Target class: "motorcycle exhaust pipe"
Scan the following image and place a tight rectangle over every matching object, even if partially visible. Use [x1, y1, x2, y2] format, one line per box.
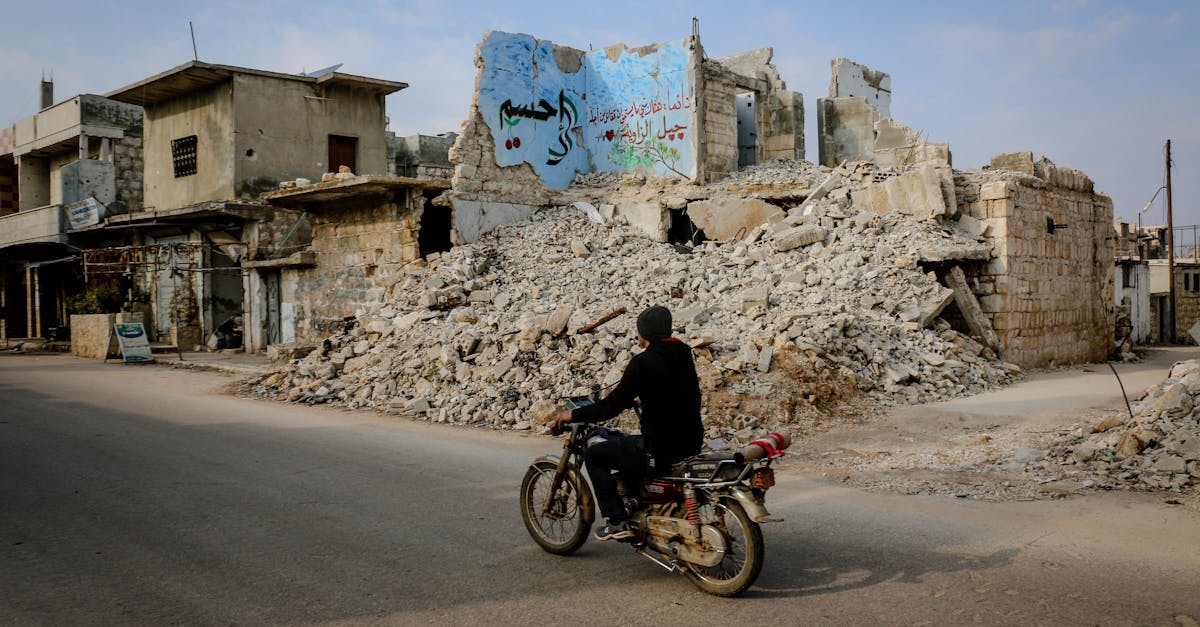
[734, 431, 791, 463]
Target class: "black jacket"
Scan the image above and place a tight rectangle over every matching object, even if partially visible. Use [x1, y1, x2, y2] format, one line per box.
[571, 337, 703, 468]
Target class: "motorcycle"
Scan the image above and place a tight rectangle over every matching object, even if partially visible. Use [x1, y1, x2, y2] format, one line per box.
[519, 395, 790, 597]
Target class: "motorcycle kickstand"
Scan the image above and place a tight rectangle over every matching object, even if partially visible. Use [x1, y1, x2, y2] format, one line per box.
[634, 546, 679, 573]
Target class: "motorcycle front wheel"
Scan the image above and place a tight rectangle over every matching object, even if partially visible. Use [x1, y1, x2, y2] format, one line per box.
[520, 460, 591, 555]
[684, 499, 764, 597]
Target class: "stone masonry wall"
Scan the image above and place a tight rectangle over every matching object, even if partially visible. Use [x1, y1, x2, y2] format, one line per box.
[1171, 265, 1200, 345]
[701, 62, 739, 183]
[291, 199, 421, 343]
[961, 165, 1114, 367]
[113, 136, 144, 210]
[449, 108, 548, 207]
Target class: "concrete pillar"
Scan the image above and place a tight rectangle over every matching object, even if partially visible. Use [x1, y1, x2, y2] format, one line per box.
[33, 266, 41, 338]
[25, 265, 33, 338]
[100, 137, 112, 161]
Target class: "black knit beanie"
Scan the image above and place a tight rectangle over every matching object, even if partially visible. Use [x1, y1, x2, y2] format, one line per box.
[636, 306, 672, 341]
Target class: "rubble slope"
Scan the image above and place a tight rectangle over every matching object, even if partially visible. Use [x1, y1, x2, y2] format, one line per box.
[251, 166, 1019, 441]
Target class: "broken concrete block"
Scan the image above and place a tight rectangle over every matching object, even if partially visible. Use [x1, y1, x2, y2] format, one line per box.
[674, 305, 710, 329]
[757, 345, 775, 373]
[798, 172, 844, 215]
[957, 214, 988, 237]
[686, 198, 785, 242]
[989, 151, 1035, 175]
[570, 239, 590, 258]
[918, 285, 956, 327]
[543, 304, 574, 337]
[469, 290, 494, 303]
[773, 224, 826, 252]
[662, 196, 687, 210]
[945, 265, 1001, 352]
[740, 286, 770, 312]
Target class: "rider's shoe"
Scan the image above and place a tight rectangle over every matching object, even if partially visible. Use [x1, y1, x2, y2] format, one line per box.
[594, 520, 634, 542]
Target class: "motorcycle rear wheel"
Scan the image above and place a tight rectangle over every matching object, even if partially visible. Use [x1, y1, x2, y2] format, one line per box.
[520, 460, 591, 555]
[683, 499, 764, 597]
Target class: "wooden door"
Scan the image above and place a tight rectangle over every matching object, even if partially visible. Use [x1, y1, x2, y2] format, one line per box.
[328, 135, 358, 174]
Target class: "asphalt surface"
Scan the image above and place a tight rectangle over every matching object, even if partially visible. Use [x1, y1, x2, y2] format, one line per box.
[2, 354, 1198, 625]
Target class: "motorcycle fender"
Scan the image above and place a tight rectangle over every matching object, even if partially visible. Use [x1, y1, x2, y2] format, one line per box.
[728, 486, 782, 523]
[534, 455, 597, 526]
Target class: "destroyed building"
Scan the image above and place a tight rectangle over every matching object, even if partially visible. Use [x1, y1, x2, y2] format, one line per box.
[245, 30, 1118, 432]
[445, 30, 805, 244]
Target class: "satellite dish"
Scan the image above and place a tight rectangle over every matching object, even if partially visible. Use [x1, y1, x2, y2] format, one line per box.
[301, 63, 343, 77]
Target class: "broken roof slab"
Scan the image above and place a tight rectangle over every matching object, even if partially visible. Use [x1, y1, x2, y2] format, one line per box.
[262, 175, 451, 210]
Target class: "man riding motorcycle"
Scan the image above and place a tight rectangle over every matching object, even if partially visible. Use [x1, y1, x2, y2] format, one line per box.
[551, 305, 703, 541]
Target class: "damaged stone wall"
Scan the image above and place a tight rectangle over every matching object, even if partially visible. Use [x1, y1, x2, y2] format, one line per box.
[470, 31, 701, 189]
[387, 132, 455, 180]
[290, 194, 422, 343]
[113, 135, 143, 210]
[958, 153, 1114, 367]
[699, 61, 739, 181]
[447, 110, 548, 242]
[711, 48, 805, 168]
[817, 58, 949, 169]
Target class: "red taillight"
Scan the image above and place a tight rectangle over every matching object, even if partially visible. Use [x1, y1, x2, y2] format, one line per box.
[753, 468, 775, 489]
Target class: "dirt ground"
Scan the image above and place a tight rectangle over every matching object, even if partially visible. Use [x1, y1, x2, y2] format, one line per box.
[777, 346, 1200, 505]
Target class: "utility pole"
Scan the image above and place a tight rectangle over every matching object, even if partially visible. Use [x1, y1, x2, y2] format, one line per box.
[1167, 139, 1175, 343]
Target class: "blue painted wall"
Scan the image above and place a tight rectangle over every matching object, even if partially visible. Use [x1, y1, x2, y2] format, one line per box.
[477, 31, 698, 190]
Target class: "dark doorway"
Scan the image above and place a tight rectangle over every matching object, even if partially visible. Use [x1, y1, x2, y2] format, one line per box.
[668, 209, 707, 246]
[263, 269, 281, 346]
[418, 194, 453, 257]
[328, 135, 358, 174]
[209, 246, 243, 348]
[1156, 294, 1170, 343]
[2, 263, 26, 338]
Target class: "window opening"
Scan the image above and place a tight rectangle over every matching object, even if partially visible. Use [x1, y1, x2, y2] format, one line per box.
[171, 135, 198, 178]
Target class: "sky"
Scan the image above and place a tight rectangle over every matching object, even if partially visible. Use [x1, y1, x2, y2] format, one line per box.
[1, 0, 1196, 227]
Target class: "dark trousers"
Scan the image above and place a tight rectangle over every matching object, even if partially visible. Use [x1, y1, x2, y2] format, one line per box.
[584, 434, 648, 522]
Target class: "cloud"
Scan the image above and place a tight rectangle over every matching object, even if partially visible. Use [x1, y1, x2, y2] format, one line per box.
[925, 15, 1135, 81]
[1050, 0, 1093, 13]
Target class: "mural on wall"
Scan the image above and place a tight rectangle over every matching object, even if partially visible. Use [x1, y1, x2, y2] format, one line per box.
[477, 31, 697, 190]
[582, 39, 695, 181]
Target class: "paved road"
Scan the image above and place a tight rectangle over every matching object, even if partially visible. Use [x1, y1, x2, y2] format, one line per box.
[2, 355, 1198, 625]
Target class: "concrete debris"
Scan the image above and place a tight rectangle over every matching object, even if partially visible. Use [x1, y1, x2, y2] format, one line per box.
[249, 163, 1018, 433]
[1030, 359, 1200, 491]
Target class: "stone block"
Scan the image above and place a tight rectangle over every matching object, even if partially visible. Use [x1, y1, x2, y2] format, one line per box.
[740, 286, 770, 312]
[542, 304, 573, 337]
[990, 151, 1035, 175]
[267, 342, 316, 362]
[773, 224, 826, 252]
[979, 181, 1011, 201]
[685, 198, 785, 242]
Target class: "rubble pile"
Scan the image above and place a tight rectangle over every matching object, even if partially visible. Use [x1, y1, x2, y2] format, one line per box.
[1030, 360, 1200, 492]
[251, 169, 1019, 432]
